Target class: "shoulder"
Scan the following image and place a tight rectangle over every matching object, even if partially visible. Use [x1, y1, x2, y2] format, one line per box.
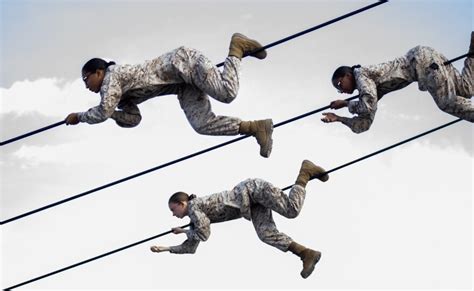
[188, 198, 211, 222]
[108, 63, 140, 76]
[103, 63, 140, 89]
[188, 198, 202, 215]
[354, 66, 371, 82]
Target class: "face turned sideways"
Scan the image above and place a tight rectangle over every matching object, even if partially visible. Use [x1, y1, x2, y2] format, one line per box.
[333, 73, 356, 94]
[169, 202, 188, 219]
[82, 69, 104, 93]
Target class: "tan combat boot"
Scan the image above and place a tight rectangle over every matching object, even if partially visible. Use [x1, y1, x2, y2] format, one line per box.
[295, 160, 329, 188]
[239, 119, 273, 158]
[288, 241, 321, 279]
[228, 33, 267, 60]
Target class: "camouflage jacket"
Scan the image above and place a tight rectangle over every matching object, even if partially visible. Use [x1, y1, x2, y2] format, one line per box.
[168, 190, 244, 254]
[340, 46, 432, 133]
[78, 47, 188, 127]
[167, 177, 277, 254]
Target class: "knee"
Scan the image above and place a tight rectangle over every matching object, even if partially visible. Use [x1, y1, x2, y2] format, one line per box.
[435, 98, 450, 111]
[284, 207, 301, 219]
[218, 80, 239, 104]
[255, 231, 272, 245]
[220, 89, 238, 104]
[191, 123, 209, 135]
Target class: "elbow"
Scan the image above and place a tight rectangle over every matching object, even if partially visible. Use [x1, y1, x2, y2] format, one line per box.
[198, 233, 210, 242]
[115, 115, 142, 128]
[188, 245, 198, 254]
[351, 127, 369, 134]
[351, 122, 372, 134]
[197, 230, 210, 242]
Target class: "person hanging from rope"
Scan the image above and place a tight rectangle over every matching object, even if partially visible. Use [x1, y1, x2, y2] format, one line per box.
[150, 160, 329, 279]
[321, 32, 474, 133]
[64, 33, 273, 157]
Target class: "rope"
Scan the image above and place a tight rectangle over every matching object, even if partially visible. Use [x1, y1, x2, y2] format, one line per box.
[0, 95, 358, 225]
[3, 223, 191, 290]
[282, 118, 462, 191]
[0, 0, 388, 147]
[0, 121, 65, 146]
[1, 46, 470, 225]
[216, 0, 389, 67]
[444, 53, 472, 64]
[4, 118, 462, 290]
[1, 49, 470, 225]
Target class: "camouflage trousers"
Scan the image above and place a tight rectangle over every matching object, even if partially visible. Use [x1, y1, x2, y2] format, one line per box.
[173, 47, 243, 135]
[234, 178, 306, 252]
[410, 46, 473, 122]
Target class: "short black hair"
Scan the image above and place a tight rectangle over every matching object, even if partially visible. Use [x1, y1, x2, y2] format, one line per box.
[82, 58, 116, 74]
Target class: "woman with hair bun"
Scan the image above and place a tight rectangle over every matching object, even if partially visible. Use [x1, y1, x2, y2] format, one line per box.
[150, 159, 329, 279]
[322, 32, 473, 133]
[65, 33, 273, 157]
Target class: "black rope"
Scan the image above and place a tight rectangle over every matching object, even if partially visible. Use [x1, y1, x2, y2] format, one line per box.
[0, 121, 65, 146]
[1, 46, 469, 225]
[0, 0, 388, 147]
[1, 48, 466, 149]
[3, 223, 191, 290]
[444, 53, 471, 64]
[4, 118, 462, 290]
[0, 96, 358, 225]
[282, 118, 463, 191]
[216, 0, 389, 67]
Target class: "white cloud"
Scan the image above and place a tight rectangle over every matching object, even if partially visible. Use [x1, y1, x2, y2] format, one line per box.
[1, 1, 472, 289]
[0, 78, 97, 117]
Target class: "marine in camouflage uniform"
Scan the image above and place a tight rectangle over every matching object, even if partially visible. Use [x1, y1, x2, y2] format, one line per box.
[78, 47, 242, 133]
[155, 160, 330, 279]
[72, 33, 273, 157]
[333, 43, 473, 133]
[168, 178, 303, 254]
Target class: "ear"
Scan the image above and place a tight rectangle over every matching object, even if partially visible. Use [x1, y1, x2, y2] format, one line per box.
[96, 69, 104, 77]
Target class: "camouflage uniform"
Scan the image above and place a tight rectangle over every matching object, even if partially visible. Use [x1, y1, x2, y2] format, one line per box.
[78, 47, 242, 135]
[169, 178, 306, 254]
[339, 46, 473, 133]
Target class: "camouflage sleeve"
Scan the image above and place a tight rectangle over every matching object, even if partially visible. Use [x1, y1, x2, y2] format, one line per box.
[186, 209, 211, 242]
[110, 101, 142, 128]
[169, 238, 200, 254]
[338, 115, 373, 134]
[348, 73, 378, 116]
[78, 73, 122, 124]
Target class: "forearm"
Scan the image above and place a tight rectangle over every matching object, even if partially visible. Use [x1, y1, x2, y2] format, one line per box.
[337, 115, 373, 134]
[78, 106, 113, 124]
[348, 94, 377, 115]
[169, 239, 200, 254]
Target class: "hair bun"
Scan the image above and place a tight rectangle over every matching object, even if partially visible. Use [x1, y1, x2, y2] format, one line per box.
[189, 194, 197, 200]
[351, 64, 361, 69]
[107, 61, 116, 67]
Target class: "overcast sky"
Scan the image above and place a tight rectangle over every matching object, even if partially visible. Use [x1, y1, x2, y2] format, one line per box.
[1, 0, 472, 290]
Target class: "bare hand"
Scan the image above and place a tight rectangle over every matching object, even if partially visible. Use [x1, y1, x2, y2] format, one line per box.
[65, 113, 80, 125]
[329, 100, 348, 109]
[150, 246, 169, 253]
[321, 112, 340, 123]
[171, 227, 185, 234]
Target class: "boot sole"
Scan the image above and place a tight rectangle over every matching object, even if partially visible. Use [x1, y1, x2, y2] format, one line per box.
[260, 119, 273, 158]
[303, 160, 329, 182]
[233, 33, 267, 59]
[301, 251, 321, 279]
